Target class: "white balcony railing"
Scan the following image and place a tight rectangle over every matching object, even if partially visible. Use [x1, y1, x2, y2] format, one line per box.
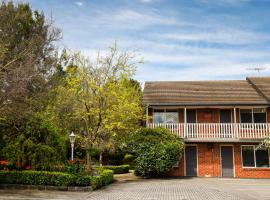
[147, 123, 270, 139]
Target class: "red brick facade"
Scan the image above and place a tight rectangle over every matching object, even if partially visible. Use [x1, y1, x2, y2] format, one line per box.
[169, 142, 270, 178]
[234, 144, 270, 178]
[149, 107, 270, 178]
[145, 78, 270, 179]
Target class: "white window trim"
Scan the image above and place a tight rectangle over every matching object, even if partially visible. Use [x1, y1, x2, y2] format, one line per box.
[153, 109, 179, 124]
[239, 108, 267, 124]
[241, 145, 270, 169]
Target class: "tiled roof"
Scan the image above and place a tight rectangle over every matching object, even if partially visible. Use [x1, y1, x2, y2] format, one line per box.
[143, 78, 270, 105]
[248, 77, 270, 101]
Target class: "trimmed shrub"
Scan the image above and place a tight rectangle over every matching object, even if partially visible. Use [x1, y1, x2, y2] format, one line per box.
[0, 170, 76, 186]
[101, 165, 129, 174]
[126, 127, 184, 177]
[0, 169, 113, 189]
[90, 169, 113, 190]
[73, 175, 92, 186]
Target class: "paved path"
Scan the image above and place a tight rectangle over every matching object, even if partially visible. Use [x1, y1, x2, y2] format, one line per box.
[1, 178, 270, 200]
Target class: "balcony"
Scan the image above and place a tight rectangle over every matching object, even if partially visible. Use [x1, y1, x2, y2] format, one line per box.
[147, 123, 270, 141]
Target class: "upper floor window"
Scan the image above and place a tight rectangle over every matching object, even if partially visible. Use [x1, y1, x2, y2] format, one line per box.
[240, 108, 266, 123]
[153, 111, 179, 124]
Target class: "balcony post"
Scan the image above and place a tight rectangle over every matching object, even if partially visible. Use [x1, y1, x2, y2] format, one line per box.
[233, 107, 238, 138]
[146, 104, 149, 128]
[184, 107, 187, 138]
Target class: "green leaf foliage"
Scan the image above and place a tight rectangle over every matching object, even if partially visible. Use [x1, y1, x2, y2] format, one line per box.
[90, 169, 114, 190]
[126, 128, 184, 177]
[1, 113, 66, 170]
[100, 165, 129, 174]
[0, 169, 113, 188]
[123, 154, 135, 166]
[0, 171, 76, 186]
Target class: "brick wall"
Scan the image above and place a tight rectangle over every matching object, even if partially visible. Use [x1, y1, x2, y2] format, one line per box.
[169, 142, 270, 178]
[197, 143, 221, 177]
[234, 144, 270, 178]
[197, 109, 219, 123]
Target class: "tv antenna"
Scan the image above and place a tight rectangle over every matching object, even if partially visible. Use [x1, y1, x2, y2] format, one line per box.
[247, 67, 266, 76]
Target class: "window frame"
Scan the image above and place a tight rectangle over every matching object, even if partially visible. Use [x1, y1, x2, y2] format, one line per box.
[239, 108, 267, 124]
[241, 145, 270, 168]
[153, 109, 179, 124]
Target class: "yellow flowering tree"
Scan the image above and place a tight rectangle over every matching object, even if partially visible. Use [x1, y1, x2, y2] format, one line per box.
[49, 44, 143, 168]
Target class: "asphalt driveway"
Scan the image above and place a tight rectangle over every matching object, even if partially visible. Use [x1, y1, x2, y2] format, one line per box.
[1, 178, 270, 200]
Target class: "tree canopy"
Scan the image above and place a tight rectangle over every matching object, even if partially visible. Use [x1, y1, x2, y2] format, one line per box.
[46, 45, 143, 167]
[0, 1, 143, 169]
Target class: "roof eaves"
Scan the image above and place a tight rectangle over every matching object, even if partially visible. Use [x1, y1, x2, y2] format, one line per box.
[247, 77, 270, 103]
[143, 102, 270, 106]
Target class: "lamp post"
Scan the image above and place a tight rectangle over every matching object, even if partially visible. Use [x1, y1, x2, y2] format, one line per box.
[69, 132, 76, 161]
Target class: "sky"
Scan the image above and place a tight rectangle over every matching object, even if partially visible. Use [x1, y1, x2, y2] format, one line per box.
[22, 0, 270, 81]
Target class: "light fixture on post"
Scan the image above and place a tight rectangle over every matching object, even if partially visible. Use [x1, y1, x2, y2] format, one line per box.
[69, 132, 76, 161]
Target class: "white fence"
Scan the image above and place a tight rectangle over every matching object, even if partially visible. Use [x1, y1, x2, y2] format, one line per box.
[147, 123, 270, 139]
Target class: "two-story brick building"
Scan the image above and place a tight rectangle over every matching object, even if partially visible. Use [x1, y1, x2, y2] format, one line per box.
[143, 77, 270, 178]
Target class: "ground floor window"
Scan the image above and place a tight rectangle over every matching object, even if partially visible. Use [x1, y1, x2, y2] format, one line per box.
[241, 145, 270, 168]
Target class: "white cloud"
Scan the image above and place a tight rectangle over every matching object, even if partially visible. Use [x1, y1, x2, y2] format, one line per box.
[55, 0, 270, 82]
[135, 60, 270, 82]
[77, 38, 270, 82]
[75, 1, 83, 7]
[155, 29, 270, 45]
[91, 9, 178, 29]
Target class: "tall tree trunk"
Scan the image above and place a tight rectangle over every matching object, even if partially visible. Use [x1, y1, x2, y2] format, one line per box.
[99, 151, 103, 166]
[86, 147, 92, 171]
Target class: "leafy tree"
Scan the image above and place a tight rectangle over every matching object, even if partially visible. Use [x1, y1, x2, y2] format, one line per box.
[261, 135, 270, 149]
[125, 128, 184, 177]
[47, 45, 143, 168]
[1, 113, 66, 169]
[0, 1, 64, 167]
[0, 1, 60, 122]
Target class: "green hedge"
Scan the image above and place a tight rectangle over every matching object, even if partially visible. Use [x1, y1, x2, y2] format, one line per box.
[0, 169, 113, 189]
[101, 165, 129, 174]
[0, 170, 76, 186]
[90, 169, 114, 190]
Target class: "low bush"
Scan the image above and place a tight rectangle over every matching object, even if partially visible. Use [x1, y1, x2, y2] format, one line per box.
[90, 169, 113, 190]
[126, 128, 184, 177]
[0, 169, 113, 189]
[0, 170, 76, 186]
[73, 175, 92, 186]
[37, 160, 85, 174]
[101, 165, 129, 174]
[64, 162, 85, 174]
